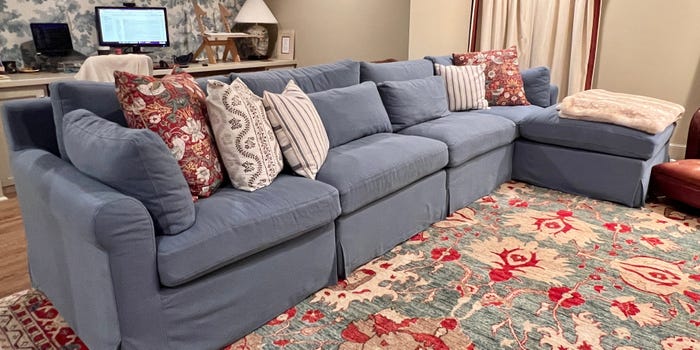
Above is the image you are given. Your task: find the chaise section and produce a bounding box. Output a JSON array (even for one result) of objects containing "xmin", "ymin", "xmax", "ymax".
[
  {"xmin": 514, "ymin": 106, "xmax": 674, "ymax": 207},
  {"xmin": 519, "ymin": 105, "xmax": 674, "ymax": 160},
  {"xmin": 157, "ymin": 175, "xmax": 341, "ymax": 287}
]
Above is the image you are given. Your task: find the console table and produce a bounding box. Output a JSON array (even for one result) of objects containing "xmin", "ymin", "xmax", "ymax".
[{"xmin": 0, "ymin": 59, "xmax": 297, "ymax": 199}]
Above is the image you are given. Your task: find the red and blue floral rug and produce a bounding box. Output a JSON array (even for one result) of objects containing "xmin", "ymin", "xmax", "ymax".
[{"xmin": 2, "ymin": 182, "xmax": 699, "ymax": 349}]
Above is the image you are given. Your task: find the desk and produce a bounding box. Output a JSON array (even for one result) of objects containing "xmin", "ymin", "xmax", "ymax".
[{"xmin": 0, "ymin": 59, "xmax": 297, "ymax": 198}]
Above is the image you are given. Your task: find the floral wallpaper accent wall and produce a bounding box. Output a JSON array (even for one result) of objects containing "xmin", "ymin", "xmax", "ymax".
[{"xmin": 0, "ymin": 0, "xmax": 246, "ymax": 63}]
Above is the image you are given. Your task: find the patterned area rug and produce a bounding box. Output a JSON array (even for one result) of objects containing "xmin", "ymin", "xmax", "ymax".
[{"xmin": 2, "ymin": 182, "xmax": 699, "ymax": 350}]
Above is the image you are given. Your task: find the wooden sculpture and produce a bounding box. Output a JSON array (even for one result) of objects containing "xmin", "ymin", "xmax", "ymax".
[{"xmin": 191, "ymin": 0, "xmax": 245, "ymax": 64}]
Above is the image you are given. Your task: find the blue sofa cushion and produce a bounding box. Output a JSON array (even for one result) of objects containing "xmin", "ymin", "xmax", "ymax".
[
  {"xmin": 62, "ymin": 109, "xmax": 195, "ymax": 235},
  {"xmin": 316, "ymin": 133, "xmax": 448, "ymax": 215},
  {"xmin": 478, "ymin": 105, "xmax": 545, "ymax": 124},
  {"xmin": 360, "ymin": 59, "xmax": 434, "ymax": 83},
  {"xmin": 399, "ymin": 112, "xmax": 517, "ymax": 167},
  {"xmin": 195, "ymin": 75, "xmax": 231, "ymax": 92},
  {"xmin": 157, "ymin": 175, "xmax": 341, "ymax": 287},
  {"xmin": 424, "ymin": 55, "xmax": 453, "ymax": 67},
  {"xmin": 520, "ymin": 105, "xmax": 675, "ymax": 160},
  {"xmin": 50, "ymin": 80, "xmax": 125, "ymax": 160},
  {"xmin": 521, "ymin": 66, "xmax": 551, "ymax": 107},
  {"xmin": 232, "ymin": 60, "xmax": 360, "ymax": 96},
  {"xmin": 377, "ymin": 76, "xmax": 450, "ymax": 131},
  {"xmin": 308, "ymin": 82, "xmax": 392, "ymax": 148}
]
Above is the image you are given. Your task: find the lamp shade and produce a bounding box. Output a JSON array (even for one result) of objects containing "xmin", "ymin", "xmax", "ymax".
[{"xmin": 234, "ymin": 0, "xmax": 278, "ymax": 24}]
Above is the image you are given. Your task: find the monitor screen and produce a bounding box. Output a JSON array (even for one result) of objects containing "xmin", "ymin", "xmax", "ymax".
[
  {"xmin": 95, "ymin": 7, "xmax": 170, "ymax": 49},
  {"xmin": 30, "ymin": 23, "xmax": 74, "ymax": 57}
]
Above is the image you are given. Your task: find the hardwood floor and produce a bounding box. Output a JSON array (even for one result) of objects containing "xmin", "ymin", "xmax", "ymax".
[{"xmin": 0, "ymin": 187, "xmax": 31, "ymax": 298}]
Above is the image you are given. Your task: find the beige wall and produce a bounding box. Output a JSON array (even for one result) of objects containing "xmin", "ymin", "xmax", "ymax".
[
  {"xmin": 408, "ymin": 0, "xmax": 471, "ymax": 59},
  {"xmin": 594, "ymin": 0, "xmax": 700, "ymax": 159},
  {"xmin": 266, "ymin": 0, "xmax": 410, "ymax": 67}
]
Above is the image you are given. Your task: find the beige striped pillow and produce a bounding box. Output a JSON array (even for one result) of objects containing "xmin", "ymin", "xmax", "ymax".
[
  {"xmin": 263, "ymin": 80, "xmax": 329, "ymax": 179},
  {"xmin": 434, "ymin": 63, "xmax": 489, "ymax": 111}
]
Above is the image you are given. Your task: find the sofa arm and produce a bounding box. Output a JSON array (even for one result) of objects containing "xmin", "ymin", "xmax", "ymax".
[
  {"xmin": 12, "ymin": 148, "xmax": 167, "ymax": 349},
  {"xmin": 549, "ymin": 84, "xmax": 559, "ymax": 106},
  {"xmin": 2, "ymin": 98, "xmax": 59, "ymax": 155}
]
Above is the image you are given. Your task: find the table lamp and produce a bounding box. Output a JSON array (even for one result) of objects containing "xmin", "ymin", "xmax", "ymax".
[{"xmin": 234, "ymin": 0, "xmax": 278, "ymax": 59}]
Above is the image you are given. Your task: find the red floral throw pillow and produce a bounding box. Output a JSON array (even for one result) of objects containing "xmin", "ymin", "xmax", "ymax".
[
  {"xmin": 452, "ymin": 46, "xmax": 530, "ymax": 106},
  {"xmin": 114, "ymin": 70, "xmax": 223, "ymax": 199}
]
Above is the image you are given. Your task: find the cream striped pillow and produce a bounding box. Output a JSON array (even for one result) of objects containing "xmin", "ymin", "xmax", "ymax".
[
  {"xmin": 263, "ymin": 80, "xmax": 329, "ymax": 179},
  {"xmin": 434, "ymin": 63, "xmax": 489, "ymax": 111}
]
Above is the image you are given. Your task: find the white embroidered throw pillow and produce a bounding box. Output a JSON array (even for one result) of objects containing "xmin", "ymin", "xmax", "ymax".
[
  {"xmin": 206, "ymin": 78, "xmax": 283, "ymax": 191},
  {"xmin": 263, "ymin": 80, "xmax": 329, "ymax": 179},
  {"xmin": 434, "ymin": 63, "xmax": 489, "ymax": 111}
]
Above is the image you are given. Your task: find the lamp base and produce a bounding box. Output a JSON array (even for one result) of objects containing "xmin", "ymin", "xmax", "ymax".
[{"xmin": 245, "ymin": 24, "xmax": 270, "ymax": 57}]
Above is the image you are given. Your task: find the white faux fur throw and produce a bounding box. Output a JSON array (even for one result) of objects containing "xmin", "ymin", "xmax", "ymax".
[{"xmin": 558, "ymin": 89, "xmax": 684, "ymax": 134}]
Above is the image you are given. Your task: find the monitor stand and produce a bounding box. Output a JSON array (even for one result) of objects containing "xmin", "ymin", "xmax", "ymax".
[{"xmin": 129, "ymin": 47, "xmax": 152, "ymax": 55}]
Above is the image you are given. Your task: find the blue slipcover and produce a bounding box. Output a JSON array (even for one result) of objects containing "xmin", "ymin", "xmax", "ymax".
[
  {"xmin": 316, "ymin": 133, "xmax": 448, "ymax": 214},
  {"xmin": 399, "ymin": 112, "xmax": 517, "ymax": 167},
  {"xmin": 513, "ymin": 140, "xmax": 668, "ymax": 207},
  {"xmin": 157, "ymin": 175, "xmax": 341, "ymax": 287},
  {"xmin": 378, "ymin": 76, "xmax": 450, "ymax": 131},
  {"xmin": 308, "ymin": 82, "xmax": 392, "ymax": 148},
  {"xmin": 360, "ymin": 59, "xmax": 434, "ymax": 83},
  {"xmin": 49, "ymin": 80, "xmax": 125, "ymax": 160},
  {"xmin": 63, "ymin": 110, "xmax": 195, "ymax": 236},
  {"xmin": 520, "ymin": 106, "xmax": 675, "ymax": 160},
  {"xmin": 478, "ymin": 105, "xmax": 545, "ymax": 124},
  {"xmin": 233, "ymin": 60, "xmax": 360, "ymax": 96}
]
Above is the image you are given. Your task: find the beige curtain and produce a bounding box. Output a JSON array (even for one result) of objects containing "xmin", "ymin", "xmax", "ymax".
[{"xmin": 477, "ymin": 0, "xmax": 599, "ymax": 99}]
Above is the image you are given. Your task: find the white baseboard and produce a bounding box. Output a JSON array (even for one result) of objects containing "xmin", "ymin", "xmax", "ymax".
[{"xmin": 669, "ymin": 143, "xmax": 686, "ymax": 160}]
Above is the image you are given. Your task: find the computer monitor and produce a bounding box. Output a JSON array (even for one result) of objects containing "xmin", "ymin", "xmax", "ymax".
[
  {"xmin": 95, "ymin": 6, "xmax": 170, "ymax": 53},
  {"xmin": 30, "ymin": 23, "xmax": 74, "ymax": 57}
]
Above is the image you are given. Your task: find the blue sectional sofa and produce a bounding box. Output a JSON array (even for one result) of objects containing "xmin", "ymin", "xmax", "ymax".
[{"xmin": 2, "ymin": 57, "xmax": 673, "ymax": 349}]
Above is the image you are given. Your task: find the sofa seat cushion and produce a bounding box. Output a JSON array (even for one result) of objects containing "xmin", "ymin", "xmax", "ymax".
[
  {"xmin": 520, "ymin": 105, "xmax": 675, "ymax": 160},
  {"xmin": 316, "ymin": 133, "xmax": 448, "ymax": 215},
  {"xmin": 157, "ymin": 175, "xmax": 341, "ymax": 287},
  {"xmin": 399, "ymin": 112, "xmax": 517, "ymax": 167},
  {"xmin": 478, "ymin": 105, "xmax": 545, "ymax": 124}
]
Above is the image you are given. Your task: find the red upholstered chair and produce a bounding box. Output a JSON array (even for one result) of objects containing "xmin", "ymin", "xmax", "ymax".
[{"xmin": 650, "ymin": 107, "xmax": 700, "ymax": 208}]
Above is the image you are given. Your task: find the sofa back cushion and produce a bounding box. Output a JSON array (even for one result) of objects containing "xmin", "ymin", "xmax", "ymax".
[
  {"xmin": 63, "ymin": 109, "xmax": 195, "ymax": 235},
  {"xmin": 424, "ymin": 55, "xmax": 453, "ymax": 67},
  {"xmin": 233, "ymin": 60, "xmax": 360, "ymax": 96},
  {"xmin": 360, "ymin": 59, "xmax": 434, "ymax": 83},
  {"xmin": 520, "ymin": 66, "xmax": 552, "ymax": 107},
  {"xmin": 308, "ymin": 81, "xmax": 392, "ymax": 148},
  {"xmin": 377, "ymin": 76, "xmax": 450, "ymax": 131},
  {"xmin": 49, "ymin": 80, "xmax": 125, "ymax": 160}
]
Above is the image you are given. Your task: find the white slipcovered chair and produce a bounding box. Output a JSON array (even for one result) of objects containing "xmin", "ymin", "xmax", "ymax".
[{"xmin": 74, "ymin": 54, "xmax": 153, "ymax": 82}]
